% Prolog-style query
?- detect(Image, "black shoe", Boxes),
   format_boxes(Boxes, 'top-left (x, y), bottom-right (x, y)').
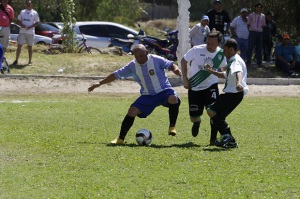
top-left (192, 122), bottom-right (200, 137)
top-left (13, 60), bottom-right (18, 65)
top-left (0, 68), bottom-right (4, 74)
top-left (214, 134), bottom-right (235, 148)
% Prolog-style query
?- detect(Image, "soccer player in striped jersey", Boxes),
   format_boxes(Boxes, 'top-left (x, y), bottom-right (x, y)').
top-left (181, 30), bottom-right (227, 145)
top-left (88, 44), bottom-right (182, 144)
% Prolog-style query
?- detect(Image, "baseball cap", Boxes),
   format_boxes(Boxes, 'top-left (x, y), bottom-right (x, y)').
top-left (214, 0), bottom-right (221, 4)
top-left (201, 15), bottom-right (209, 21)
top-left (240, 8), bottom-right (248, 13)
top-left (282, 33), bottom-right (290, 40)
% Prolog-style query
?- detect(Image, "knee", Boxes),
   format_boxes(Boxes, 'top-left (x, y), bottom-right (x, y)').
top-left (207, 109), bottom-right (216, 118)
top-left (168, 95), bottom-right (179, 104)
top-left (127, 106), bottom-right (141, 117)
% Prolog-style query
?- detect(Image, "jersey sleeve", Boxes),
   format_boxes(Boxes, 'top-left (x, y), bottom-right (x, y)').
top-left (113, 63), bottom-right (133, 80)
top-left (183, 48), bottom-right (196, 62)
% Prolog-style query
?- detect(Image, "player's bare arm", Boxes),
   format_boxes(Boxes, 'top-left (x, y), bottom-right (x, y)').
top-left (180, 58), bottom-right (190, 89)
top-left (170, 64), bottom-right (182, 76)
top-left (88, 73), bottom-right (117, 92)
top-left (205, 64), bottom-right (226, 78)
top-left (235, 72), bottom-right (244, 92)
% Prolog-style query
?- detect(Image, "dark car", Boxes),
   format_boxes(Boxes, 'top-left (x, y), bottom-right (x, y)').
top-left (35, 23), bottom-right (60, 38)
top-left (45, 22), bottom-right (64, 30)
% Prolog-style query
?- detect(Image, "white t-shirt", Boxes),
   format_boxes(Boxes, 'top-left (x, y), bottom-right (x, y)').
top-left (18, 9), bottom-right (40, 34)
top-left (223, 54), bottom-right (249, 95)
top-left (184, 44), bottom-right (227, 91)
top-left (189, 23), bottom-right (210, 46)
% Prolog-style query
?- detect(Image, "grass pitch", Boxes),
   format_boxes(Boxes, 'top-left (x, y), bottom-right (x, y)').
top-left (0, 94), bottom-right (299, 198)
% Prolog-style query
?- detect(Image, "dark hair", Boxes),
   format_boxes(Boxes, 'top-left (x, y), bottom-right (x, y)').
top-left (224, 39), bottom-right (238, 51)
top-left (207, 30), bottom-right (223, 43)
top-left (254, 2), bottom-right (262, 8)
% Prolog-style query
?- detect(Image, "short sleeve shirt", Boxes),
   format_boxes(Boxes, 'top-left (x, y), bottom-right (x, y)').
top-left (0, 4), bottom-right (14, 27)
top-left (18, 9), bottom-right (40, 34)
top-left (275, 43), bottom-right (295, 62)
top-left (114, 54), bottom-right (174, 95)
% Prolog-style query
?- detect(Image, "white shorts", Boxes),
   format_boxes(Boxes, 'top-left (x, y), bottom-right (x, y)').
top-left (0, 27), bottom-right (10, 48)
top-left (17, 33), bottom-right (35, 46)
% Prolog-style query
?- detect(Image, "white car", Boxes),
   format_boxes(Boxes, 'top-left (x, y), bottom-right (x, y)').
top-left (10, 23), bottom-right (52, 45)
top-left (51, 21), bottom-right (140, 49)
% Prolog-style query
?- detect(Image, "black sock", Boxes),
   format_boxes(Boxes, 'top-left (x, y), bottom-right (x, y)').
top-left (119, 115), bottom-right (135, 140)
top-left (168, 103), bottom-right (179, 127)
top-left (210, 121), bottom-right (218, 142)
top-left (211, 115), bottom-right (227, 135)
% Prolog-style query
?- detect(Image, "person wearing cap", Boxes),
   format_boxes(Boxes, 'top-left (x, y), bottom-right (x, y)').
top-left (246, 2), bottom-right (266, 67)
top-left (263, 11), bottom-right (277, 62)
top-left (230, 8), bottom-right (249, 61)
top-left (189, 15), bottom-right (210, 47)
top-left (206, 0), bottom-right (231, 36)
top-left (274, 33), bottom-right (299, 78)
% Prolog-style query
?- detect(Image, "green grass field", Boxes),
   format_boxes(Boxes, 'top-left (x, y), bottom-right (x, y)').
top-left (1, 93), bottom-right (299, 198)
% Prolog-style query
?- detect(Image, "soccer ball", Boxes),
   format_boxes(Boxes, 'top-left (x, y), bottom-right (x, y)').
top-left (136, 129), bottom-right (153, 146)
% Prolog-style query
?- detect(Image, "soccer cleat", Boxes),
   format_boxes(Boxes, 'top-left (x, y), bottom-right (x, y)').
top-left (223, 141), bottom-right (238, 149)
top-left (168, 127), bottom-right (176, 136)
top-left (191, 122), bottom-right (200, 137)
top-left (214, 134), bottom-right (235, 148)
top-left (110, 138), bottom-right (126, 145)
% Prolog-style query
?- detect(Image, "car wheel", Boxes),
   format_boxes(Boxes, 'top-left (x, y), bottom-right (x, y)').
top-left (36, 41), bottom-right (46, 45)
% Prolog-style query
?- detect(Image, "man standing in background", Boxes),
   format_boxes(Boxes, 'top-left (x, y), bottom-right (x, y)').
top-left (13, 0), bottom-right (39, 66)
top-left (189, 15), bottom-right (210, 47)
top-left (206, 0), bottom-right (230, 43)
top-left (263, 11), bottom-right (277, 62)
top-left (230, 8), bottom-right (249, 62)
top-left (0, 0), bottom-right (14, 53)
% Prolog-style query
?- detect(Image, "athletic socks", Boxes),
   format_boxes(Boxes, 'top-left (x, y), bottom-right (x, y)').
top-left (168, 103), bottom-right (179, 127)
top-left (119, 115), bottom-right (135, 140)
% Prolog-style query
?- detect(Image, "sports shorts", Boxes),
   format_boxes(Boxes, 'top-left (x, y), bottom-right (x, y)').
top-left (17, 33), bottom-right (34, 46)
top-left (208, 92), bottom-right (244, 118)
top-left (132, 89), bottom-right (181, 118)
top-left (188, 83), bottom-right (219, 118)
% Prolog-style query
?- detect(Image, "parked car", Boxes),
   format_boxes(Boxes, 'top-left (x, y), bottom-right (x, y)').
top-left (45, 22), bottom-right (64, 30)
top-left (10, 23), bottom-right (52, 45)
top-left (35, 23), bottom-right (60, 38)
top-left (51, 21), bottom-right (140, 49)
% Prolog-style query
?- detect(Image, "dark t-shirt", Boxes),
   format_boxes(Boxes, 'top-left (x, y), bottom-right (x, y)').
top-left (206, 9), bottom-right (230, 34)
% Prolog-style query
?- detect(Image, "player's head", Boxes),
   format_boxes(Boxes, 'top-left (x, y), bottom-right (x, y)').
top-left (133, 44), bottom-right (148, 65)
top-left (206, 30), bottom-right (222, 52)
top-left (223, 38), bottom-right (238, 58)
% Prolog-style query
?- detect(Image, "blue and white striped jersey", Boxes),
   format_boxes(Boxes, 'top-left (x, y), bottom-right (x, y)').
top-left (114, 54), bottom-right (174, 95)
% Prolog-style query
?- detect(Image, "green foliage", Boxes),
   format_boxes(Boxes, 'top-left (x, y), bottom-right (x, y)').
top-left (59, 0), bottom-right (77, 53)
top-left (0, 94), bottom-right (299, 198)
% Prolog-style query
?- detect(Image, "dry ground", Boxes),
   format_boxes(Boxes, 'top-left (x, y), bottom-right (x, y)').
top-left (1, 76), bottom-right (299, 97)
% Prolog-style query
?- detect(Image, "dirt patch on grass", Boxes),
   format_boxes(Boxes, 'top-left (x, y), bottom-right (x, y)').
top-left (1, 76), bottom-right (299, 97)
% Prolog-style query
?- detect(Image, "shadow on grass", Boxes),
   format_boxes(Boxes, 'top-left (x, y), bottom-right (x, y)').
top-left (9, 64), bottom-right (28, 69)
top-left (77, 141), bottom-right (232, 151)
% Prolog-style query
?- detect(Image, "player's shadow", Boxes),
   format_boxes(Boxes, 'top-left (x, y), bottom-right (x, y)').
top-left (106, 142), bottom-right (203, 148)
top-left (9, 64), bottom-right (28, 69)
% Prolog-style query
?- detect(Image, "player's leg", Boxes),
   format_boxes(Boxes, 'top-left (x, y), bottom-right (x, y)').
top-left (188, 89), bottom-right (204, 137)
top-left (167, 93), bottom-right (180, 136)
top-left (205, 83), bottom-right (219, 144)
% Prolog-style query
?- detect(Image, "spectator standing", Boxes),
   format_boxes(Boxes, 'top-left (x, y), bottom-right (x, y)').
top-left (205, 38), bottom-right (248, 149)
top-left (230, 8), bottom-right (249, 61)
top-left (206, 0), bottom-right (230, 36)
top-left (13, 0), bottom-right (39, 66)
top-left (88, 44), bottom-right (182, 144)
top-left (189, 15), bottom-right (210, 47)
top-left (181, 31), bottom-right (227, 145)
top-left (263, 11), bottom-right (277, 62)
top-left (246, 2), bottom-right (266, 67)
top-left (0, 0), bottom-right (14, 52)
top-left (274, 33), bottom-right (299, 77)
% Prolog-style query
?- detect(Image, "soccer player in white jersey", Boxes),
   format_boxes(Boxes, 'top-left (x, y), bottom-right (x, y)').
top-left (205, 38), bottom-right (248, 148)
top-left (181, 30), bottom-right (227, 145)
top-left (88, 44), bottom-right (182, 144)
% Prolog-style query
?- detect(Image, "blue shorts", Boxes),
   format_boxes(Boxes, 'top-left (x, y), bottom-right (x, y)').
top-left (132, 89), bottom-right (181, 118)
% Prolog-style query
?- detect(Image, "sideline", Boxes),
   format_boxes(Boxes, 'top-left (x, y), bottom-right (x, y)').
top-left (1, 74), bottom-right (300, 86)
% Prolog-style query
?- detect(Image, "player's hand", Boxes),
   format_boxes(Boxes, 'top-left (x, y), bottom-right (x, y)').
top-left (236, 84), bottom-right (243, 92)
top-left (174, 69), bottom-right (182, 77)
top-left (182, 80), bottom-right (190, 89)
top-left (204, 63), bottom-right (212, 70)
top-left (88, 83), bottom-right (100, 92)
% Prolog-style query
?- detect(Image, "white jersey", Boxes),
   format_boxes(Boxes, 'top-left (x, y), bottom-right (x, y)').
top-left (223, 54), bottom-right (249, 95)
top-left (18, 9), bottom-right (39, 34)
top-left (183, 44), bottom-right (227, 91)
top-left (189, 23), bottom-right (210, 46)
